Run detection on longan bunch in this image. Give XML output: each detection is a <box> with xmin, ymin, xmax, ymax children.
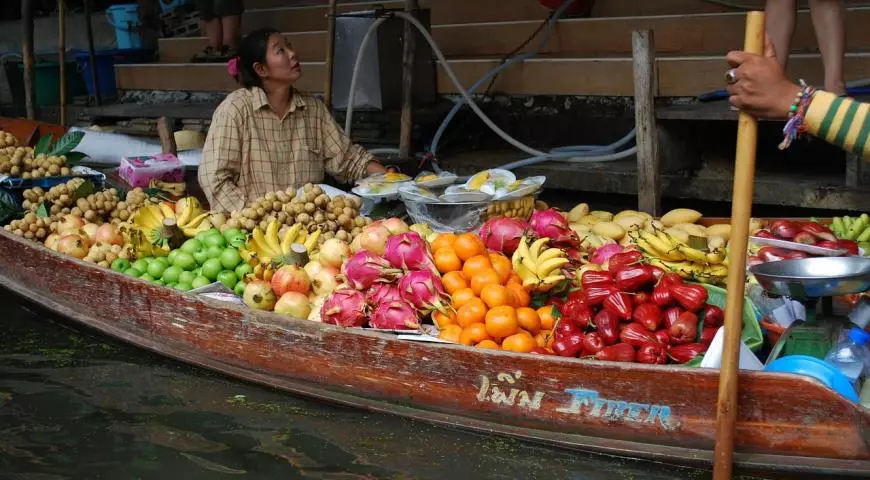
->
<box><xmin>0</xmin><ymin>130</ymin><xmax>19</xmax><ymax>148</ymax></box>
<box><xmin>21</xmin><ymin>177</ymin><xmax>86</xmax><ymax>216</ymax></box>
<box><xmin>225</xmin><ymin>183</ymin><xmax>371</xmax><ymax>245</ymax></box>
<box><xmin>70</xmin><ymin>188</ymin><xmax>120</xmax><ymax>223</ymax></box>
<box><xmin>0</xmin><ymin>147</ymin><xmax>70</xmax><ymax>179</ymax></box>
<box><xmin>108</xmin><ymin>187</ymin><xmax>151</xmax><ymax>224</ymax></box>
<box><xmin>4</xmin><ymin>212</ymin><xmax>51</xmax><ymax>241</ymax></box>
<box><xmin>84</xmin><ymin>243</ymin><xmax>131</xmax><ymax>268</ymax></box>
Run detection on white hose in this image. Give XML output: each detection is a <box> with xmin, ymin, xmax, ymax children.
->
<box><xmin>343</xmin><ymin>16</ymin><xmax>388</xmax><ymax>136</ymax></box>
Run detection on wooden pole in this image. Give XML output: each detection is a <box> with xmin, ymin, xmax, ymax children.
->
<box><xmin>157</xmin><ymin>117</ymin><xmax>177</xmax><ymax>155</ymax></box>
<box><xmin>83</xmin><ymin>0</ymin><xmax>101</xmax><ymax>106</ymax></box>
<box><xmin>58</xmin><ymin>0</ymin><xmax>67</xmax><ymax>127</ymax></box>
<box><xmin>631</xmin><ymin>29</ymin><xmax>660</xmax><ymax>216</ymax></box>
<box><xmin>398</xmin><ymin>0</ymin><xmax>419</xmax><ymax>160</ymax></box>
<box><xmin>323</xmin><ymin>0</ymin><xmax>338</xmax><ymax>110</ymax></box>
<box><xmin>712</xmin><ymin>10</ymin><xmax>765</xmax><ymax>479</ymax></box>
<box><xmin>21</xmin><ymin>0</ymin><xmax>35</xmax><ymax>120</ymax></box>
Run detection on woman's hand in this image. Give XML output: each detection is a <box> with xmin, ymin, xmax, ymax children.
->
<box><xmin>725</xmin><ymin>36</ymin><xmax>802</xmax><ymax>119</ymax></box>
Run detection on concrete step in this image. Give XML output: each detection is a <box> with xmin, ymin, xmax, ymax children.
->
<box><xmin>118</xmin><ymin>52</ymin><xmax>870</xmax><ymax>97</ymax></box>
<box><xmin>160</xmin><ymin>8</ymin><xmax>870</xmax><ymax>63</ymax></box>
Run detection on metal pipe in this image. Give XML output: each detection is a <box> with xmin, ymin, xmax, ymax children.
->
<box><xmin>323</xmin><ymin>0</ymin><xmax>338</xmax><ymax>110</ymax></box>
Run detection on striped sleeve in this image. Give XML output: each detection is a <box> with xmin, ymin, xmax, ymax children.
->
<box><xmin>805</xmin><ymin>91</ymin><xmax>870</xmax><ymax>157</ymax></box>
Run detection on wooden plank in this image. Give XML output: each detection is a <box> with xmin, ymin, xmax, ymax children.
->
<box><xmin>114</xmin><ymin>63</ymin><xmax>325</xmax><ymax>93</ymax></box>
<box><xmin>159</xmin><ymin>31</ymin><xmax>327</xmax><ymax>63</ymax></box>
<box><xmin>399</xmin><ymin>2</ymin><xmax>419</xmax><ymax>159</ymax></box>
<box><xmin>632</xmin><ymin>30</ymin><xmax>660</xmax><ymax>215</ymax></box>
<box><xmin>157</xmin><ymin>117</ymin><xmax>177</xmax><ymax>155</ymax></box>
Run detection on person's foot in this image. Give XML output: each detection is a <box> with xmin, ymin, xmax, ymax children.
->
<box><xmin>826</xmin><ymin>81</ymin><xmax>848</xmax><ymax>97</ymax></box>
<box><xmin>191</xmin><ymin>46</ymin><xmax>226</xmax><ymax>63</ymax></box>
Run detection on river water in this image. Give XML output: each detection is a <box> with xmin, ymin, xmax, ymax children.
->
<box><xmin>0</xmin><ymin>289</ymin><xmax>771</xmax><ymax>480</ymax></box>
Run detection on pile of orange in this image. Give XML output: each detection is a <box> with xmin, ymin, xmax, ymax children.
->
<box><xmin>430</xmin><ymin>232</ymin><xmax>556</xmax><ymax>353</ymax></box>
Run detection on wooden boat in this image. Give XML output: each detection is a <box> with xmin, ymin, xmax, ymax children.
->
<box><xmin>1</xmin><ymin>229</ymin><xmax>868</xmax><ymax>477</ymax></box>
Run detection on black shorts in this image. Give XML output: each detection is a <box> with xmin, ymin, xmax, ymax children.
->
<box><xmin>197</xmin><ymin>0</ymin><xmax>245</xmax><ymax>21</ymax></box>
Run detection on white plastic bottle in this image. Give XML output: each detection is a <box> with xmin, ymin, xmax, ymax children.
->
<box><xmin>824</xmin><ymin>327</ymin><xmax>870</xmax><ymax>387</ymax></box>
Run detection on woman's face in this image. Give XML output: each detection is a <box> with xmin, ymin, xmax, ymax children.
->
<box><xmin>257</xmin><ymin>34</ymin><xmax>302</xmax><ymax>85</ymax></box>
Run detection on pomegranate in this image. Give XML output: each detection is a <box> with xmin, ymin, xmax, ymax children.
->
<box><xmin>274</xmin><ymin>292</ymin><xmax>312</xmax><ymax>318</ymax></box>
<box><xmin>342</xmin><ymin>250</ymin><xmax>401</xmax><ymax>290</ymax></box>
<box><xmin>350</xmin><ymin>234</ymin><xmax>363</xmax><ymax>253</ymax></box>
<box><xmin>243</xmin><ymin>280</ymin><xmax>278</xmax><ymax>311</ymax></box>
<box><xmin>311</xmin><ymin>269</ymin><xmax>340</xmax><ymax>297</ymax></box>
<box><xmin>369</xmin><ymin>300</ymin><xmax>420</xmax><ymax>330</ymax></box>
<box><xmin>57</xmin><ymin>234</ymin><xmax>88</xmax><ymax>259</ymax></box>
<box><xmin>304</xmin><ymin>261</ymin><xmax>325</xmax><ymax>279</ymax></box>
<box><xmin>271</xmin><ymin>265</ymin><xmax>311</xmax><ymax>297</ymax></box>
<box><xmin>321</xmin><ymin>288</ymin><xmax>367</xmax><ymax>327</ymax></box>
<box><xmin>381</xmin><ymin>217</ymin><xmax>409</xmax><ymax>235</ymax></box>
<box><xmin>384</xmin><ymin>232</ymin><xmax>435</xmax><ymax>271</ymax></box>
<box><xmin>80</xmin><ymin>223</ymin><xmax>99</xmax><ymax>245</ymax></box>
<box><xmin>358</xmin><ymin>225</ymin><xmax>391</xmax><ymax>256</ymax></box>
<box><xmin>365</xmin><ymin>282</ymin><xmax>404</xmax><ymax>308</ymax></box>
<box><xmin>398</xmin><ymin>269</ymin><xmax>448</xmax><ymax>314</ymax></box>
<box><xmin>94</xmin><ymin>223</ymin><xmax>124</xmax><ymax>246</ymax></box>
<box><xmin>318</xmin><ymin>238</ymin><xmax>352</xmax><ymax>269</ymax></box>
<box><xmin>479</xmin><ymin>217</ymin><xmax>529</xmax><ymax>256</ymax></box>
<box><xmin>57</xmin><ymin>214</ymin><xmax>85</xmax><ymax>235</ymax></box>
<box><xmin>44</xmin><ymin>233</ymin><xmax>60</xmax><ymax>251</ymax></box>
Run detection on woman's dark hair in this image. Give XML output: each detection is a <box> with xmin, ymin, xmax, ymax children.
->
<box><xmin>233</xmin><ymin>27</ymin><xmax>282</xmax><ymax>89</ymax></box>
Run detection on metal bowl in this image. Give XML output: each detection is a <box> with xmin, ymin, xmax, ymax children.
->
<box><xmin>749</xmin><ymin>257</ymin><xmax>870</xmax><ymax>299</ymax></box>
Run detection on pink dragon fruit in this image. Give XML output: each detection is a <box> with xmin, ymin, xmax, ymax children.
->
<box><xmin>341</xmin><ymin>250</ymin><xmax>401</xmax><ymax>290</ymax></box>
<box><xmin>480</xmin><ymin>217</ymin><xmax>529</xmax><ymax>256</ymax></box>
<box><xmin>383</xmin><ymin>232</ymin><xmax>437</xmax><ymax>272</ymax></box>
<box><xmin>398</xmin><ymin>270</ymin><xmax>449</xmax><ymax>314</ymax></box>
<box><xmin>365</xmin><ymin>282</ymin><xmax>404</xmax><ymax>308</ymax></box>
<box><xmin>369</xmin><ymin>301</ymin><xmax>421</xmax><ymax>330</ymax></box>
<box><xmin>321</xmin><ymin>288</ymin><xmax>367</xmax><ymax>327</ymax></box>
<box><xmin>530</xmin><ymin>208</ymin><xmax>579</xmax><ymax>246</ymax></box>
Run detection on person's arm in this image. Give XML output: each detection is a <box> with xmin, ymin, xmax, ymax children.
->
<box><xmin>198</xmin><ymin>101</ymin><xmax>248</xmax><ymax>212</ymax></box>
<box><xmin>804</xmin><ymin>91</ymin><xmax>870</xmax><ymax>157</ymax></box>
<box><xmin>314</xmin><ymin>99</ymin><xmax>386</xmax><ymax>184</ymax></box>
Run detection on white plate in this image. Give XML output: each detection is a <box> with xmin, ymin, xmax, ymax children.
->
<box><xmin>415</xmin><ymin>172</ymin><xmax>458</xmax><ymax>187</ymax></box>
<box><xmin>749</xmin><ymin>236</ymin><xmax>847</xmax><ymax>256</ymax></box>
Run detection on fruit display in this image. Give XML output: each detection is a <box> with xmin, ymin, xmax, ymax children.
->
<box><xmin>748</xmin><ymin>219</ymin><xmax>859</xmax><ymax>266</ymax></box>
<box><xmin>511</xmin><ymin>236</ymin><xmax>569</xmax><ymax>291</ymax></box>
<box><xmin>0</xmin><ymin>129</ymin><xmax>86</xmax><ymax>179</ymax></box>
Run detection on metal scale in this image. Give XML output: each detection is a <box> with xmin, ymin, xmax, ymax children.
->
<box><xmin>750</xmin><ymin>257</ymin><xmax>870</xmax><ymax>363</ymax></box>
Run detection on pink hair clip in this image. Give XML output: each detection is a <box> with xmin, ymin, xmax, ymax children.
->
<box><xmin>227</xmin><ymin>57</ymin><xmax>241</xmax><ymax>77</ymax></box>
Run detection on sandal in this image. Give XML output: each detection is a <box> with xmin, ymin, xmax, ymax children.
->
<box><xmin>191</xmin><ymin>46</ymin><xmax>224</xmax><ymax>63</ymax></box>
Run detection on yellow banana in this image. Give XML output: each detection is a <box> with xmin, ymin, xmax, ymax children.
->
<box><xmin>252</xmin><ymin>228</ymin><xmax>279</xmax><ymax>258</ymax></box>
<box><xmin>677</xmin><ymin>244</ymin><xmax>708</xmax><ymax>263</ymax></box>
<box><xmin>514</xmin><ymin>262</ymin><xmax>538</xmax><ymax>285</ymax></box>
<box><xmin>183</xmin><ymin>211</ymin><xmax>210</xmax><ymax>229</ymax></box>
<box><xmin>280</xmin><ymin>224</ymin><xmax>302</xmax><ymax>255</ymax></box>
<box><xmin>304</xmin><ymin>228</ymin><xmax>321</xmax><ymax>252</ymax></box>
<box><xmin>176</xmin><ymin>201</ymin><xmax>193</xmax><ymax>227</ymax></box>
<box><xmin>295</xmin><ymin>228</ymin><xmax>308</xmax><ymax>244</ymax></box>
<box><xmin>536</xmin><ymin>247</ymin><xmax>564</xmax><ymax>264</ymax></box>
<box><xmin>182</xmin><ymin>220</ymin><xmax>212</xmax><ymax>238</ymax></box>
<box><xmin>536</xmin><ymin>257</ymin><xmax>569</xmax><ymax>278</ymax></box>
<box><xmin>512</xmin><ymin>237</ymin><xmax>530</xmax><ymax>271</ymax></box>
<box><xmin>264</xmin><ymin>220</ymin><xmax>282</xmax><ymax>254</ymax></box>
<box><xmin>158</xmin><ymin>203</ymin><xmax>176</xmax><ymax>219</ymax></box>
<box><xmin>528</xmin><ymin>238</ymin><xmax>549</xmax><ymax>261</ymax></box>
<box><xmin>706</xmin><ymin>248</ymin><xmax>727</xmax><ymax>265</ymax></box>
<box><xmin>640</xmin><ymin>231</ymin><xmax>684</xmax><ymax>261</ymax></box>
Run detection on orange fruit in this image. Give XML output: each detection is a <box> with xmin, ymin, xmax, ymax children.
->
<box><xmin>507</xmin><ymin>273</ymin><xmax>522</xmax><ymax>285</ymax></box>
<box><xmin>434</xmin><ymin>247</ymin><xmax>462</xmax><ymax>273</ymax></box>
<box><xmin>502</xmin><ymin>332</ymin><xmax>537</xmax><ymax>353</ymax></box>
<box><xmin>516</xmin><ymin>307</ymin><xmax>542</xmax><ymax>334</ymax></box>
<box><xmin>459</xmin><ymin>322</ymin><xmax>491</xmax><ymax>345</ymax></box>
<box><xmin>488</xmin><ymin>253</ymin><xmax>513</xmax><ymax>285</ymax></box>
<box><xmin>430</xmin><ymin>233</ymin><xmax>457</xmax><ymax>253</ymax></box>
<box><xmin>485</xmin><ymin>305</ymin><xmax>519</xmax><ymax>339</ymax></box>
<box><xmin>454</xmin><ymin>233</ymin><xmax>485</xmax><ymax>262</ymax></box>
<box><xmin>480</xmin><ymin>284</ymin><xmax>511</xmax><ymax>309</ymax></box>
<box><xmin>470</xmin><ymin>269</ymin><xmax>501</xmax><ymax>296</ymax></box>
<box><xmin>462</xmin><ymin>254</ymin><xmax>493</xmax><ymax>279</ymax></box>
<box><xmin>451</xmin><ymin>287</ymin><xmax>477</xmax><ymax>309</ymax></box>
<box><xmin>537</xmin><ymin>305</ymin><xmax>559</xmax><ymax>330</ymax></box>
<box><xmin>433</xmin><ymin>310</ymin><xmax>457</xmax><ymax>329</ymax></box>
<box><xmin>535</xmin><ymin>330</ymin><xmax>554</xmax><ymax>348</ymax></box>
<box><xmin>441</xmin><ymin>271</ymin><xmax>468</xmax><ymax>295</ymax></box>
<box><xmin>475</xmin><ymin>339</ymin><xmax>501</xmax><ymax>349</ymax></box>
<box><xmin>438</xmin><ymin>324</ymin><xmax>462</xmax><ymax>343</ymax></box>
<box><xmin>506</xmin><ymin>283</ymin><xmax>531</xmax><ymax>308</ymax></box>
<box><xmin>456</xmin><ymin>298</ymin><xmax>488</xmax><ymax>327</ymax></box>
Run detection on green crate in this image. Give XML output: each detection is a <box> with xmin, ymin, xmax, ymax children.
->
<box><xmin>17</xmin><ymin>61</ymin><xmax>87</xmax><ymax>106</ymax></box>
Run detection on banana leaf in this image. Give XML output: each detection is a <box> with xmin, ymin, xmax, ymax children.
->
<box><xmin>0</xmin><ymin>189</ymin><xmax>22</xmax><ymax>224</ymax></box>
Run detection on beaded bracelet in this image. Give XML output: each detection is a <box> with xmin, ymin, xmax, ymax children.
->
<box><xmin>778</xmin><ymin>80</ymin><xmax>816</xmax><ymax>151</ymax></box>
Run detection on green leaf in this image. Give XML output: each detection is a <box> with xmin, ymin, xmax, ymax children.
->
<box><xmin>71</xmin><ymin>180</ymin><xmax>95</xmax><ymax>201</ymax></box>
<box><xmin>144</xmin><ymin>187</ymin><xmax>163</xmax><ymax>197</ymax></box>
<box><xmin>36</xmin><ymin>201</ymin><xmax>50</xmax><ymax>218</ymax></box>
<box><xmin>33</xmin><ymin>134</ymin><xmax>54</xmax><ymax>155</ymax></box>
<box><xmin>687</xmin><ymin>235</ymin><xmax>708</xmax><ymax>251</ymax></box>
<box><xmin>63</xmin><ymin>152</ymin><xmax>87</xmax><ymax>165</ymax></box>
<box><xmin>0</xmin><ymin>189</ymin><xmax>22</xmax><ymax>224</ymax></box>
<box><xmin>49</xmin><ymin>131</ymin><xmax>85</xmax><ymax>156</ymax></box>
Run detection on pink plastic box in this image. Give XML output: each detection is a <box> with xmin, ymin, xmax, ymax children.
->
<box><xmin>118</xmin><ymin>153</ymin><xmax>184</xmax><ymax>188</ymax></box>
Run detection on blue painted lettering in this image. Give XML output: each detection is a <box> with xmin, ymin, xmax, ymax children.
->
<box><xmin>557</xmin><ymin>388</ymin><xmax>678</xmax><ymax>430</ymax></box>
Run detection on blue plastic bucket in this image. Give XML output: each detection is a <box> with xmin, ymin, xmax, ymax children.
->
<box><xmin>74</xmin><ymin>48</ymin><xmax>154</xmax><ymax>98</ymax></box>
<box><xmin>106</xmin><ymin>4</ymin><xmax>142</xmax><ymax>50</ymax></box>
<box><xmin>159</xmin><ymin>0</ymin><xmax>190</xmax><ymax>13</ymax></box>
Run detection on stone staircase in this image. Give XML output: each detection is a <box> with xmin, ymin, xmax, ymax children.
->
<box><xmin>84</xmin><ymin>0</ymin><xmax>870</xmax><ymax>211</ymax></box>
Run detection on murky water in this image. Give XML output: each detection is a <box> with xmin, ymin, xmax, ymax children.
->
<box><xmin>0</xmin><ymin>289</ymin><xmax>770</xmax><ymax>480</ymax></box>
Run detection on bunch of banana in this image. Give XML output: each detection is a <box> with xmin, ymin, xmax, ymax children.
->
<box><xmin>132</xmin><ymin>197</ymin><xmax>212</xmax><ymax>239</ymax></box>
<box><xmin>117</xmin><ymin>222</ymin><xmax>170</xmax><ymax>259</ymax></box>
<box><xmin>149</xmin><ymin>178</ymin><xmax>186</xmax><ymax>197</ymax></box>
<box><xmin>243</xmin><ymin>220</ymin><xmax>322</xmax><ymax>266</ymax></box>
<box><xmin>631</xmin><ymin>229</ymin><xmax>729</xmax><ymax>285</ymax></box>
<box><xmin>511</xmin><ymin>236</ymin><xmax>570</xmax><ymax>292</ymax></box>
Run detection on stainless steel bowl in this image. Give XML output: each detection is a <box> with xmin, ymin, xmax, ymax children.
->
<box><xmin>749</xmin><ymin>257</ymin><xmax>870</xmax><ymax>299</ymax></box>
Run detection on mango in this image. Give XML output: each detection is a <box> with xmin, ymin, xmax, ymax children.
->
<box><xmin>661</xmin><ymin>208</ymin><xmax>702</xmax><ymax>227</ymax></box>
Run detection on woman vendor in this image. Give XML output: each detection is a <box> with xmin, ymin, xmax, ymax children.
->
<box><xmin>198</xmin><ymin>28</ymin><xmax>388</xmax><ymax>212</ymax></box>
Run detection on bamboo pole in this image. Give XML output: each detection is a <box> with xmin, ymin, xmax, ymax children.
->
<box><xmin>398</xmin><ymin>0</ymin><xmax>419</xmax><ymax>160</ymax></box>
<box><xmin>84</xmin><ymin>0</ymin><xmax>101</xmax><ymax>106</ymax></box>
<box><xmin>22</xmin><ymin>0</ymin><xmax>35</xmax><ymax>120</ymax></box>
<box><xmin>58</xmin><ymin>0</ymin><xmax>66</xmax><ymax>127</ymax></box>
<box><xmin>323</xmin><ymin>0</ymin><xmax>338</xmax><ymax>110</ymax></box>
<box><xmin>712</xmin><ymin>10</ymin><xmax>765</xmax><ymax>479</ymax></box>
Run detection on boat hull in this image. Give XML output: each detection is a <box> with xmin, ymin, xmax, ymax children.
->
<box><xmin>0</xmin><ymin>229</ymin><xmax>868</xmax><ymax>476</ymax></box>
